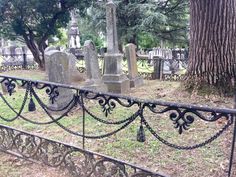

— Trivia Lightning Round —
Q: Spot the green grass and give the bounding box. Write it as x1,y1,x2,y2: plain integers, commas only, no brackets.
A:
0,73,231,177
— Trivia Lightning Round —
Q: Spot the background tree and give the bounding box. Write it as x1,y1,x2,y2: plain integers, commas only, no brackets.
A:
88,0,189,49
0,0,90,69
78,12,105,49
186,0,236,94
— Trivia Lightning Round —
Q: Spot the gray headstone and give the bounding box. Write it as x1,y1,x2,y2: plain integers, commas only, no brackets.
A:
106,1,119,54
67,52,85,82
125,43,143,88
102,1,130,93
45,51,74,110
1,80,8,94
45,48,60,75
83,40,107,91
45,46,59,53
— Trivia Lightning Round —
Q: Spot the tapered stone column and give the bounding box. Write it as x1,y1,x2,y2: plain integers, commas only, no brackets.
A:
125,43,143,88
83,40,107,91
102,0,130,93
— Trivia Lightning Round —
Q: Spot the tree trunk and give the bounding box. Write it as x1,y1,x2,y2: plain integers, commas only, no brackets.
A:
186,0,236,94
38,40,48,70
23,31,45,70
128,34,138,46
23,36,45,70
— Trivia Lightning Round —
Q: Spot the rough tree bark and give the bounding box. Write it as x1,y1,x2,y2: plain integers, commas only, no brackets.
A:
22,31,47,70
186,0,236,94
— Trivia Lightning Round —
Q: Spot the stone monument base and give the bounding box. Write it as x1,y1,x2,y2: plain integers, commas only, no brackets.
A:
130,77,144,88
103,74,130,93
83,80,108,92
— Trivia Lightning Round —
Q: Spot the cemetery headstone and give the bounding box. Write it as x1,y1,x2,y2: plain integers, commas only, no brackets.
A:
45,50,74,110
67,52,85,82
1,80,8,94
125,43,143,88
45,48,60,76
102,0,130,93
83,40,107,91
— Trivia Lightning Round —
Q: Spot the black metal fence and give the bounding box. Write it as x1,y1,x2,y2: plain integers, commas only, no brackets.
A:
75,55,188,81
0,75,235,176
0,52,188,81
0,54,38,72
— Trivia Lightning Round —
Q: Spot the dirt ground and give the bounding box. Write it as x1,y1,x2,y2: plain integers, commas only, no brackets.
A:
0,152,69,177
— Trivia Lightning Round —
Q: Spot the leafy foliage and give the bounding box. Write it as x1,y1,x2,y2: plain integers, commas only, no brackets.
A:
0,0,90,68
78,14,105,49
87,0,189,49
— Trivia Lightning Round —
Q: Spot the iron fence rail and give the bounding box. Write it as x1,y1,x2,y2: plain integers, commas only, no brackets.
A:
0,124,164,177
0,53,38,72
0,53,188,81
75,56,188,81
0,74,235,177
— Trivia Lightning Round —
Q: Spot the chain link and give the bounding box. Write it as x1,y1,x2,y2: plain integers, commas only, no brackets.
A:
143,116,233,150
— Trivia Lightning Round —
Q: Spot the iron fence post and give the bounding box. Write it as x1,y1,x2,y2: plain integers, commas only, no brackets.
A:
23,53,27,69
228,116,236,177
153,56,162,80
160,58,164,80
81,92,86,150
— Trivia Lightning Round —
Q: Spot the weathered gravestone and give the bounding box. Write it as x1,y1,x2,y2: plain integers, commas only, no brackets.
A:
102,0,130,93
1,80,9,94
83,40,107,91
45,50,74,110
45,47,84,83
125,43,143,88
67,52,85,82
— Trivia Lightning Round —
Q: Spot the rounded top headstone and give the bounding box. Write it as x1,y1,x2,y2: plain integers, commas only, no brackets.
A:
106,0,116,7
84,40,96,51
45,46,60,53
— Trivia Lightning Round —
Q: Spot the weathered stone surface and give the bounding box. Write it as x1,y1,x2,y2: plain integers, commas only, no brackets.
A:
68,52,85,82
125,43,143,88
45,51,74,110
83,40,107,91
106,1,119,54
68,10,81,49
45,49,59,76
103,1,130,93
1,80,8,94
45,46,60,53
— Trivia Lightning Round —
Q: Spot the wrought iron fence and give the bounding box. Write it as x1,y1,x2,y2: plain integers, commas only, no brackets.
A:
0,54,38,72
75,55,188,81
0,52,188,81
0,75,235,176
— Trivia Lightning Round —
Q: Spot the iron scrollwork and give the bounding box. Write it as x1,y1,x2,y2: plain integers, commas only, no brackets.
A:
0,125,162,177
0,75,236,177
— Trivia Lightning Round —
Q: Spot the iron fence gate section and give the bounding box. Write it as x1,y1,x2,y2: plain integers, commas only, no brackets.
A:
0,75,235,176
